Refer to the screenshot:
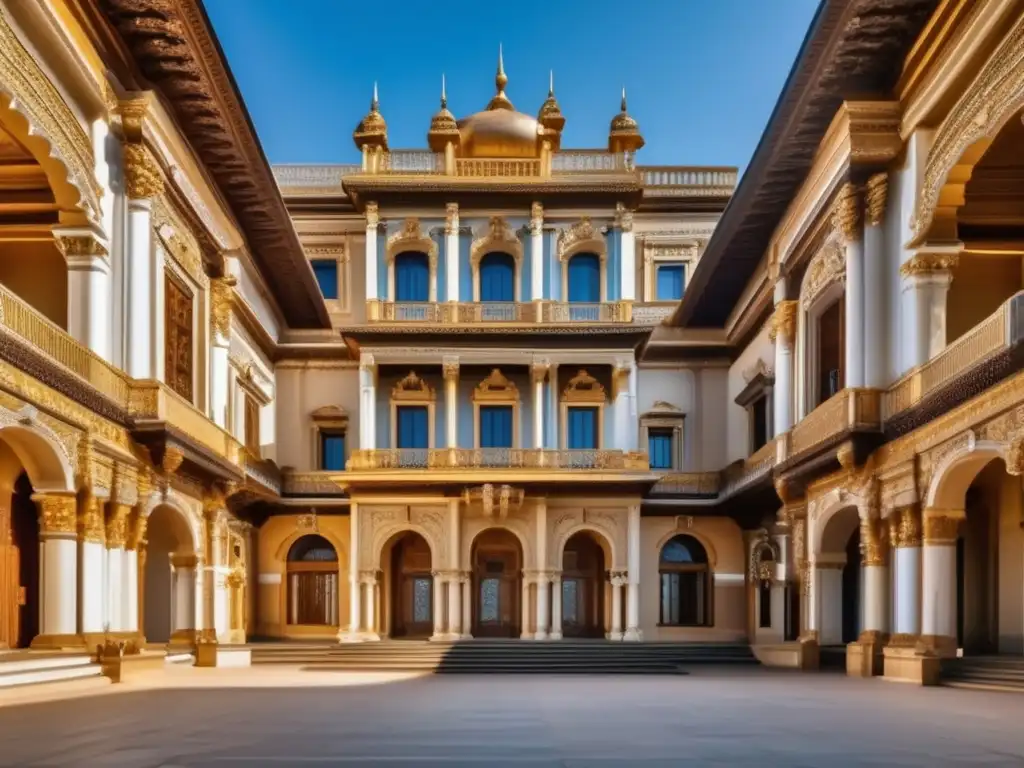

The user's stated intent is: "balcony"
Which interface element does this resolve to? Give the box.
[883,292,1024,431]
[348,448,649,471]
[365,300,634,325]
[650,436,779,499]
[639,166,737,197]
[778,389,882,469]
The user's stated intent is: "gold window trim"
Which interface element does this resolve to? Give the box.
[559,369,606,450]
[558,219,608,302]
[471,369,521,448]
[386,218,438,302]
[470,217,523,302]
[390,371,437,449]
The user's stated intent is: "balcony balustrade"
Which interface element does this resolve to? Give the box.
[346,448,650,471]
[365,300,634,325]
[781,388,881,462]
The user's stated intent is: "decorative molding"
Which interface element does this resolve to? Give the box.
[470,216,522,267]
[557,217,605,262]
[865,172,888,227]
[899,251,959,278]
[391,371,435,401]
[562,370,606,403]
[800,240,845,309]
[386,217,438,265]
[472,369,519,402]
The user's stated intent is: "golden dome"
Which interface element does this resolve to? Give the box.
[609,88,644,153]
[457,46,541,158]
[427,75,461,152]
[353,83,388,150]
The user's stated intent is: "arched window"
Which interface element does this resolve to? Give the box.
[395,251,430,302]
[567,253,601,303]
[287,534,339,626]
[479,252,515,303]
[659,535,711,627]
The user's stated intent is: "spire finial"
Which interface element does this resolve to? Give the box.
[372,81,379,110]
[549,70,555,97]
[441,73,447,108]
[621,86,627,112]
[496,43,508,92]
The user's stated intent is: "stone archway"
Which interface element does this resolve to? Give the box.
[811,497,862,650]
[144,502,197,645]
[469,528,523,639]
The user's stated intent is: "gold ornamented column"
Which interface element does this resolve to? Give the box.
[849,514,888,677]
[104,498,131,635]
[888,505,922,645]
[169,553,198,647]
[209,276,237,429]
[769,300,798,435]
[832,183,865,387]
[443,357,459,454]
[127,469,152,644]
[919,507,963,658]
[530,202,544,303]
[863,173,888,387]
[30,494,79,648]
[196,491,224,665]
[78,488,107,645]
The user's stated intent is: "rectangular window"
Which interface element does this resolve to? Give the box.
[480,405,514,448]
[312,260,338,300]
[320,432,346,470]
[751,395,768,453]
[759,581,773,629]
[817,298,844,405]
[656,264,685,301]
[164,273,193,402]
[244,394,260,454]
[396,405,429,449]
[648,428,674,469]
[567,407,598,450]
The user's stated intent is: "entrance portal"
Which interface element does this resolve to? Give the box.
[561,532,605,638]
[8,473,37,648]
[390,532,433,637]
[471,529,522,638]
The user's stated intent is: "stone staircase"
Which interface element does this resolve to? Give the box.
[251,640,758,674]
[942,656,1024,692]
[0,651,105,690]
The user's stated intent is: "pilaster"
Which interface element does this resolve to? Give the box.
[530,202,544,302]
[769,298,797,435]
[365,202,379,301]
[56,231,113,363]
[616,203,635,301]
[445,203,459,303]
[899,245,960,371]
[30,493,79,648]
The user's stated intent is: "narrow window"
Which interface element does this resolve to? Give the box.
[656,264,685,301]
[244,394,260,454]
[164,273,193,401]
[648,428,674,470]
[312,260,338,300]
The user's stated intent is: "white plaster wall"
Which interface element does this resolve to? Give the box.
[698,368,729,471]
[726,323,773,464]
[637,367,696,468]
[275,366,360,470]
[232,257,281,341]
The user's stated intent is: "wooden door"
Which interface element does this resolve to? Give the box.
[472,530,522,638]
[562,533,605,638]
[391,534,433,637]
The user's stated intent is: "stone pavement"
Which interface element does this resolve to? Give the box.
[0,666,1022,766]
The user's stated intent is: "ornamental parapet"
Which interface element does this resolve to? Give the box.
[347,448,649,472]
[784,388,882,462]
[650,436,778,499]
[883,291,1024,427]
[365,300,634,325]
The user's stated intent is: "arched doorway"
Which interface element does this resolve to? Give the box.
[815,505,861,650]
[562,531,606,638]
[957,459,1003,655]
[471,529,522,638]
[286,534,339,627]
[9,472,37,648]
[144,505,196,644]
[658,535,712,628]
[388,531,433,637]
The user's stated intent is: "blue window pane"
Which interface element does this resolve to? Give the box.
[480,252,515,302]
[395,252,430,301]
[480,405,513,448]
[320,434,346,470]
[649,431,673,469]
[567,407,598,449]
[312,260,338,300]
[397,406,429,449]
[567,253,600,303]
[656,264,685,301]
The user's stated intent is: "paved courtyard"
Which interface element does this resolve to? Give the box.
[0,666,1022,766]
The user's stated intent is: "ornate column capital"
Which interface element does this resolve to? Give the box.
[359,569,380,585]
[768,300,798,345]
[122,143,165,200]
[831,182,861,244]
[105,503,132,549]
[359,353,377,374]
[442,356,460,382]
[365,202,379,229]
[529,202,544,235]
[126,512,148,552]
[614,202,634,232]
[210,275,237,339]
[922,508,964,545]
[33,494,77,536]
[864,172,888,227]
[118,93,153,143]
[444,203,459,235]
[54,231,109,261]
[899,249,960,280]
[890,504,922,548]
[859,515,887,566]
[78,495,105,543]
[530,359,550,384]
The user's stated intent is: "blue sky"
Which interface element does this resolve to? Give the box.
[205,0,819,169]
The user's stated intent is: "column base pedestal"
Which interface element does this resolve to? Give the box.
[623,628,642,642]
[796,635,820,670]
[534,630,549,641]
[883,644,942,685]
[193,641,219,668]
[846,633,887,677]
[520,631,532,639]
[548,631,563,641]
[606,631,623,641]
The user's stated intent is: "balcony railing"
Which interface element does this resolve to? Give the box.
[639,166,738,196]
[347,449,650,471]
[365,300,633,325]
[785,388,881,460]
[0,284,132,409]
[273,164,359,191]
[883,292,1023,420]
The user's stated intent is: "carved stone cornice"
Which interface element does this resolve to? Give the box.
[865,172,888,227]
[122,143,165,200]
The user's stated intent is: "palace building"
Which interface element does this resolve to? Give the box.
[0,0,1022,687]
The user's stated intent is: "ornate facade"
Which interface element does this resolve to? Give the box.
[0,0,1020,688]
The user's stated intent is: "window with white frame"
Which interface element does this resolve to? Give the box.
[310,405,349,471]
[734,363,773,456]
[639,402,685,470]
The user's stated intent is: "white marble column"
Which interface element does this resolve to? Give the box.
[447,576,461,638]
[834,184,865,387]
[171,555,197,636]
[531,361,547,450]
[535,573,549,640]
[530,202,544,301]
[520,576,531,639]
[32,495,78,643]
[770,299,797,435]
[123,142,164,379]
[860,516,889,639]
[549,573,563,640]
[863,173,888,388]
[617,204,636,301]
[432,572,446,640]
[816,564,844,645]
[105,504,131,632]
[59,232,113,363]
[900,247,959,371]
[889,506,921,638]
[359,355,377,451]
[624,504,642,641]
[341,504,362,641]
[920,508,962,655]
[78,496,107,636]
[209,276,235,430]
[613,361,631,451]
[443,358,458,450]
[445,203,459,303]
[610,573,625,641]
[365,202,379,301]
[461,574,473,638]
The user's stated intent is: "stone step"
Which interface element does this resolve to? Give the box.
[0,654,103,689]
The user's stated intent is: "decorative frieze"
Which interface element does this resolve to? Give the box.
[79,496,105,543]
[105,504,132,549]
